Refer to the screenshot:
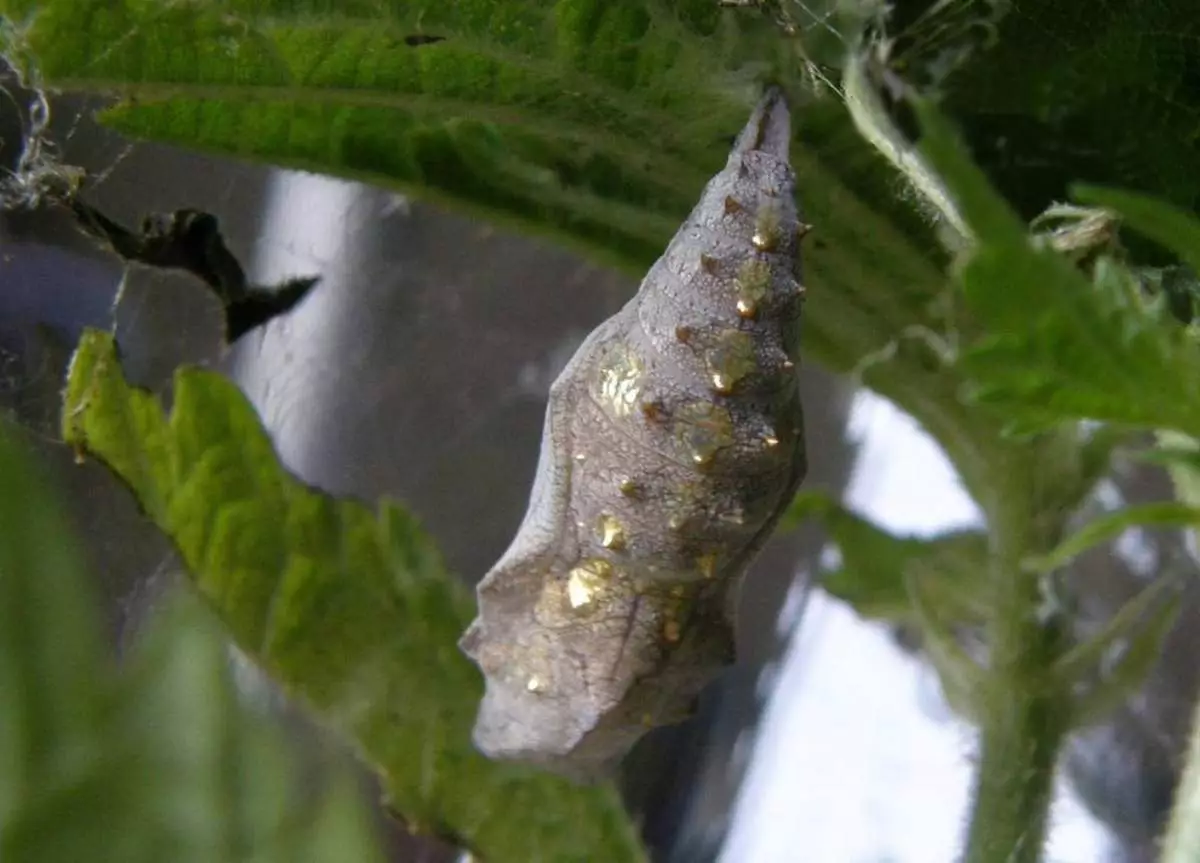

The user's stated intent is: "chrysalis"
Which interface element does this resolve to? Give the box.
[460,88,807,779]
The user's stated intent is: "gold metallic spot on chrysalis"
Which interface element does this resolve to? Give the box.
[674,401,735,467]
[675,324,694,343]
[705,330,757,396]
[753,203,782,251]
[663,619,681,643]
[670,585,687,599]
[736,259,771,319]
[526,676,542,692]
[567,558,614,610]
[573,452,587,463]
[699,254,719,275]
[668,512,687,531]
[723,195,743,216]
[619,477,640,497]
[782,359,795,371]
[764,434,780,448]
[595,343,644,418]
[797,222,814,241]
[597,513,627,551]
[696,552,718,579]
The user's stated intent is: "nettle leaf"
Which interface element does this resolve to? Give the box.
[1,0,951,387]
[914,101,1200,438]
[906,566,988,722]
[1025,501,1200,574]
[1054,574,1183,729]
[60,329,646,863]
[0,423,386,863]
[785,491,989,625]
[0,427,107,852]
[113,598,391,863]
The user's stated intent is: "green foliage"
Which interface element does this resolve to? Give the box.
[0,421,386,863]
[1026,502,1200,575]
[1,0,951,394]
[784,490,989,625]
[60,329,646,863]
[9,0,1200,858]
[1053,573,1182,728]
[912,100,1200,440]
[939,1,1200,229]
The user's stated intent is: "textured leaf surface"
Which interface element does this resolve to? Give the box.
[0,422,386,863]
[914,102,1200,438]
[60,330,646,863]
[1,0,949,382]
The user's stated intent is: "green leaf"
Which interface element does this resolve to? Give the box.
[9,0,1052,524]
[785,491,990,624]
[912,99,1200,438]
[938,3,1200,228]
[1054,575,1183,728]
[1,0,958,398]
[911,99,1027,250]
[1024,502,1200,575]
[60,329,646,863]
[906,568,988,722]
[1,0,770,268]
[114,599,303,863]
[0,424,108,857]
[0,419,388,862]
[1153,431,1200,508]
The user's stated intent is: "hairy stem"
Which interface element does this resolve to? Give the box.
[962,462,1071,863]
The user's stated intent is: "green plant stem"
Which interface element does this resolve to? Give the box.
[962,465,1071,863]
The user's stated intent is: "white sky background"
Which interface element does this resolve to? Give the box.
[720,391,1115,863]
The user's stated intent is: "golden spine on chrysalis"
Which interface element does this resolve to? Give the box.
[459,87,807,780]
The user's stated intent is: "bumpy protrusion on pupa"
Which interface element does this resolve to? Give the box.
[459,87,808,781]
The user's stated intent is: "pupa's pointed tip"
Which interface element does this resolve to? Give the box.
[459,618,484,657]
[733,86,792,160]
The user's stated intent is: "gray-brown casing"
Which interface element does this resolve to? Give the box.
[459,88,807,779]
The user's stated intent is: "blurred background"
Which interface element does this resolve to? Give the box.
[2,70,1194,863]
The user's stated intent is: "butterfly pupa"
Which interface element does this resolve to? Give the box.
[459,87,807,780]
